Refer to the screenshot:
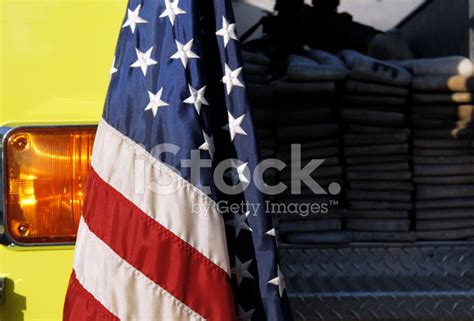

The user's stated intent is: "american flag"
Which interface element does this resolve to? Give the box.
[63,0,293,320]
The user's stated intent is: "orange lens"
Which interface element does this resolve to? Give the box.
[4,126,96,244]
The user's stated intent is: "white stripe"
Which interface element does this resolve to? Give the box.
[91,118,231,275]
[73,217,205,321]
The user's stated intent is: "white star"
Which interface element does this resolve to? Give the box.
[216,16,238,47]
[159,0,186,25]
[268,265,286,298]
[232,256,254,287]
[122,4,148,33]
[236,162,250,184]
[110,56,118,77]
[183,85,208,114]
[223,112,247,141]
[170,39,200,68]
[237,305,255,321]
[144,88,169,117]
[266,228,276,237]
[199,131,215,159]
[221,63,244,94]
[131,47,157,76]
[226,211,253,237]
[224,159,239,184]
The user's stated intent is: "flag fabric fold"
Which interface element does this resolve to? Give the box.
[63,0,293,320]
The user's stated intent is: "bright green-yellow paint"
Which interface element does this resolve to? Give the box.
[1,0,127,320]
[0,246,75,321]
[1,0,127,127]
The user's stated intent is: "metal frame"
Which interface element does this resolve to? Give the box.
[0,124,97,247]
[0,126,9,245]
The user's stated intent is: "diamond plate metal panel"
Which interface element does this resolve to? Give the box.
[281,245,474,320]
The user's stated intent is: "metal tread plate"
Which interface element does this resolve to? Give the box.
[281,245,474,321]
[289,293,474,321]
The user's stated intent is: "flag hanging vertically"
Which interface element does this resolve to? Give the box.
[63,0,293,320]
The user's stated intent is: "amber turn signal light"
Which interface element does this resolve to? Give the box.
[3,126,96,244]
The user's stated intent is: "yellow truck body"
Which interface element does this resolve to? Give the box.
[0,0,126,319]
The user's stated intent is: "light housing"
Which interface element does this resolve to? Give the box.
[3,126,96,245]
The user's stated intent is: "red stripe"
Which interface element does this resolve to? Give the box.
[81,168,236,321]
[63,271,118,321]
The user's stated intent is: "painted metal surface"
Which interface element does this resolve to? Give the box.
[0,0,126,320]
[0,0,126,126]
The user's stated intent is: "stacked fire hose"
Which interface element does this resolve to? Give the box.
[245,49,474,244]
[270,51,351,244]
[338,50,416,242]
[394,57,474,240]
